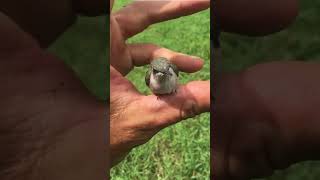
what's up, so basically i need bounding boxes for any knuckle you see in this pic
[180,100,198,120]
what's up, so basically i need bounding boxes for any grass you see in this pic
[219,1,320,179]
[111,0,210,179]
[46,0,320,179]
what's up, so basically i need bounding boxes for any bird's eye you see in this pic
[153,69,159,73]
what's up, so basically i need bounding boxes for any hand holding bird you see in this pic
[110,0,210,165]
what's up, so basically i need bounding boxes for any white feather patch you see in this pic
[149,67,178,94]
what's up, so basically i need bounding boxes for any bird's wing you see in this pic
[145,68,151,86]
[170,63,179,76]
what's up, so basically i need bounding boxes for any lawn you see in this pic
[111,0,210,179]
[219,1,320,180]
[46,0,320,179]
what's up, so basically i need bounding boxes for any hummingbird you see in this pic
[145,57,179,95]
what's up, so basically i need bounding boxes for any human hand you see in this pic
[0,0,106,47]
[0,6,106,180]
[213,61,320,180]
[110,0,209,75]
[212,0,305,179]
[215,0,298,35]
[110,0,210,165]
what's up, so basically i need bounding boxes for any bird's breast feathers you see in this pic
[149,67,178,94]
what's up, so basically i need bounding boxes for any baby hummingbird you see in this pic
[145,57,179,95]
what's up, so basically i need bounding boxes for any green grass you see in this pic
[220,1,320,179]
[46,0,320,179]
[111,0,210,179]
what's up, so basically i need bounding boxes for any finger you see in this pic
[139,80,210,128]
[128,43,204,73]
[110,65,125,82]
[114,0,209,39]
[0,12,39,53]
[216,0,298,36]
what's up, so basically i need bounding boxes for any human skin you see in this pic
[216,0,299,35]
[0,0,211,179]
[0,1,107,179]
[1,0,312,179]
[110,0,211,165]
[213,0,320,179]
[0,0,106,47]
[0,14,106,180]
[214,62,320,179]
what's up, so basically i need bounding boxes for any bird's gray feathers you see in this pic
[150,57,179,76]
[169,63,179,77]
[145,67,151,86]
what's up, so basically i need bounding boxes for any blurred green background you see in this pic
[111,0,210,179]
[49,16,107,100]
[220,1,320,180]
[46,0,320,179]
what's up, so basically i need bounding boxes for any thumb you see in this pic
[141,81,210,128]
